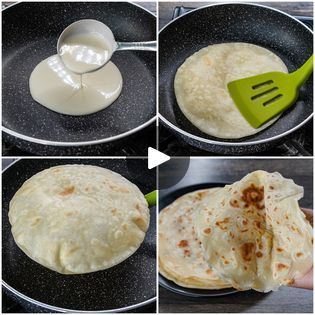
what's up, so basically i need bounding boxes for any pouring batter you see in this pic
[29,20,123,115]
[29,55,122,115]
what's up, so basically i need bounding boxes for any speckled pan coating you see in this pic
[2,159,156,312]
[2,2,156,144]
[159,3,313,153]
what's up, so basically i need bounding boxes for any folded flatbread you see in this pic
[196,171,313,292]
[159,189,231,289]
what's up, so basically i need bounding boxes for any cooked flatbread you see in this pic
[9,164,149,274]
[159,189,231,289]
[174,43,288,139]
[196,171,313,292]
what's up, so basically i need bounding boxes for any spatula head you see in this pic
[228,71,298,128]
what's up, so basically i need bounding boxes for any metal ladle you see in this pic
[57,19,156,74]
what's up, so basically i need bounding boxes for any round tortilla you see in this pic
[9,164,150,274]
[196,171,313,292]
[159,189,231,289]
[174,43,288,139]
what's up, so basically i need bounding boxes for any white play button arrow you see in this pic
[148,147,170,169]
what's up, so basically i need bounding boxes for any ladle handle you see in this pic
[116,41,156,51]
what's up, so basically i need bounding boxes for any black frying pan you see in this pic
[159,3,313,155]
[2,159,156,312]
[2,2,156,154]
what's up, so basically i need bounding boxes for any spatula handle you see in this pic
[291,55,313,88]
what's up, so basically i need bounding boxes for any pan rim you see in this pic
[2,1,157,147]
[2,281,156,313]
[158,2,313,147]
[2,158,157,312]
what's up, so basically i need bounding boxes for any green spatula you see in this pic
[145,190,157,207]
[227,55,313,128]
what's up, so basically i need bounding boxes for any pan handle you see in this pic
[116,41,156,51]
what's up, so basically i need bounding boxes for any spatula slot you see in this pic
[263,94,283,106]
[252,80,273,90]
[251,87,279,100]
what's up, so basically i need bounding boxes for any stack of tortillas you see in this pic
[159,171,313,292]
[9,165,150,274]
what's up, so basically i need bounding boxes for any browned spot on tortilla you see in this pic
[59,186,75,196]
[111,209,117,215]
[254,220,261,229]
[241,184,264,210]
[229,231,235,239]
[177,216,183,224]
[242,219,248,225]
[206,268,212,274]
[241,229,249,233]
[287,237,291,242]
[178,240,189,247]
[229,199,239,208]
[244,266,248,270]
[53,168,61,173]
[184,249,191,256]
[196,191,207,200]
[296,252,303,257]
[291,225,303,235]
[256,251,263,258]
[277,263,288,271]
[224,260,230,264]
[232,247,235,251]
[203,228,211,234]
[215,217,230,230]
[240,242,255,262]
[185,207,192,213]
[221,201,225,206]
[286,279,294,285]
[269,186,274,190]
[276,221,280,225]
[133,217,146,231]
[285,215,289,220]
[276,248,284,253]
[267,195,271,199]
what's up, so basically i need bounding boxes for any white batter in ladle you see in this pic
[29,19,156,115]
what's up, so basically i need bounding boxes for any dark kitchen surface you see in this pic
[159,2,313,29]
[159,158,313,313]
[158,2,313,156]
[2,1,157,157]
[2,158,157,314]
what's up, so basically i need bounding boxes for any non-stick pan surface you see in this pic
[2,159,156,312]
[159,3,313,152]
[2,2,156,146]
[159,183,238,297]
